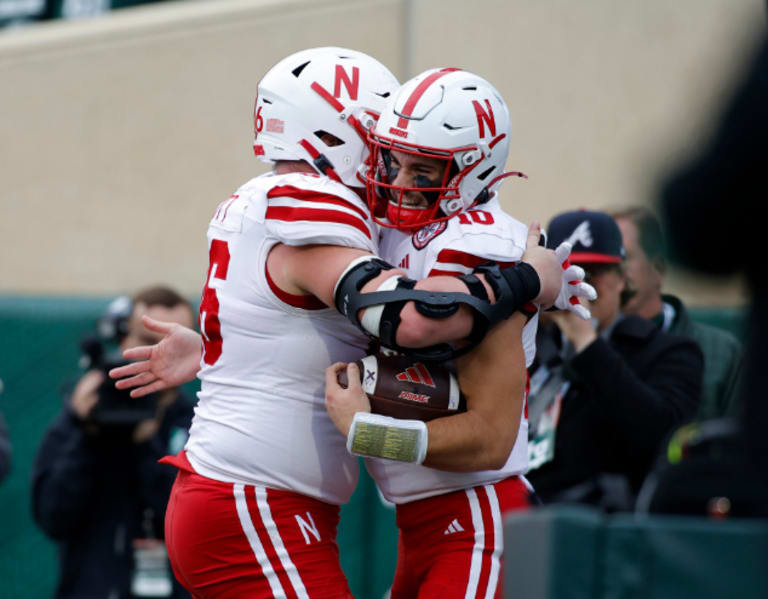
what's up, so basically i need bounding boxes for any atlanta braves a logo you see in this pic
[396,362,436,388]
[566,220,593,248]
[412,221,447,249]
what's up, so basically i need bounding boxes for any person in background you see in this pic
[32,285,196,599]
[525,210,703,511]
[611,206,743,420]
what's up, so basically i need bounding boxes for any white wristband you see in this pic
[346,412,428,464]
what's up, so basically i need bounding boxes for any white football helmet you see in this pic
[364,68,524,230]
[253,47,399,188]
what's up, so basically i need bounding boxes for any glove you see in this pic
[553,242,597,320]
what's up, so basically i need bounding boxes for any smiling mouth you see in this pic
[390,193,428,209]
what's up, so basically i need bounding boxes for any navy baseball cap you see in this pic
[546,210,625,264]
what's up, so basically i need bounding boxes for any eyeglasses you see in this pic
[581,264,620,283]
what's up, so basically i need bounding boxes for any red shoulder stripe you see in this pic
[435,250,516,270]
[265,206,371,239]
[267,185,369,222]
[427,268,465,278]
[265,263,326,310]
[435,249,488,269]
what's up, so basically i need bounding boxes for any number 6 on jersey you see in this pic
[200,239,230,365]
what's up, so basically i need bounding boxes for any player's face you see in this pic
[387,150,447,209]
[582,265,625,331]
[615,217,662,317]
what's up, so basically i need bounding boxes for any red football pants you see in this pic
[390,476,532,599]
[162,455,353,599]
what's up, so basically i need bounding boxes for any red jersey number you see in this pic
[458,210,495,225]
[200,239,231,365]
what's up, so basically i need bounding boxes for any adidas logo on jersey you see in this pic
[395,363,436,388]
[444,518,464,535]
[398,254,410,269]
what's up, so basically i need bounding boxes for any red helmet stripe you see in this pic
[488,133,506,149]
[310,81,345,113]
[396,68,461,129]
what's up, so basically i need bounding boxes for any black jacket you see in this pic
[527,316,703,505]
[32,392,194,599]
[662,294,743,420]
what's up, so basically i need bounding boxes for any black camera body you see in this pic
[79,334,158,429]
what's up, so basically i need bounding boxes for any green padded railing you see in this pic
[504,505,768,599]
[0,296,749,598]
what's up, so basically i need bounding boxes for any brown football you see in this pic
[338,353,465,421]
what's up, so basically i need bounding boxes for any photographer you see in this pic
[32,286,196,599]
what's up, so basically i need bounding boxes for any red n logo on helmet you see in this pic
[472,99,496,138]
[334,65,359,100]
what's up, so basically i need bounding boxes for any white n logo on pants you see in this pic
[295,512,321,545]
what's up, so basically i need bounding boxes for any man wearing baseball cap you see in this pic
[525,210,704,510]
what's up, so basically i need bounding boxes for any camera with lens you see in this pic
[78,297,158,429]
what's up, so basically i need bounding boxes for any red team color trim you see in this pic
[396,68,461,129]
[267,186,370,222]
[298,139,343,183]
[265,206,371,240]
[310,82,345,113]
[428,250,516,277]
[435,250,492,269]
[265,263,326,311]
[488,133,506,149]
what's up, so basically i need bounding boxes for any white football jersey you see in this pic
[185,172,376,505]
[367,196,536,504]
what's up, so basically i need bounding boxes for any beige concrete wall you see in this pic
[0,0,764,305]
[0,0,404,296]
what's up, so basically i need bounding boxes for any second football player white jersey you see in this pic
[368,196,536,504]
[185,172,377,505]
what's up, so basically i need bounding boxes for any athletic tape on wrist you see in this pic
[346,412,428,464]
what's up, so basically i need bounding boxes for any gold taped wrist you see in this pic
[346,412,428,464]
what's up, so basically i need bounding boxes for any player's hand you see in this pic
[552,242,597,320]
[325,362,371,437]
[522,222,561,308]
[109,316,202,398]
[70,369,104,420]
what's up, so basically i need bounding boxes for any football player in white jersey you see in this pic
[111,49,573,598]
[324,68,596,599]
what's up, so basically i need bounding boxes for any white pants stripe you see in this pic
[464,485,504,599]
[483,485,503,599]
[233,483,286,598]
[255,486,310,599]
